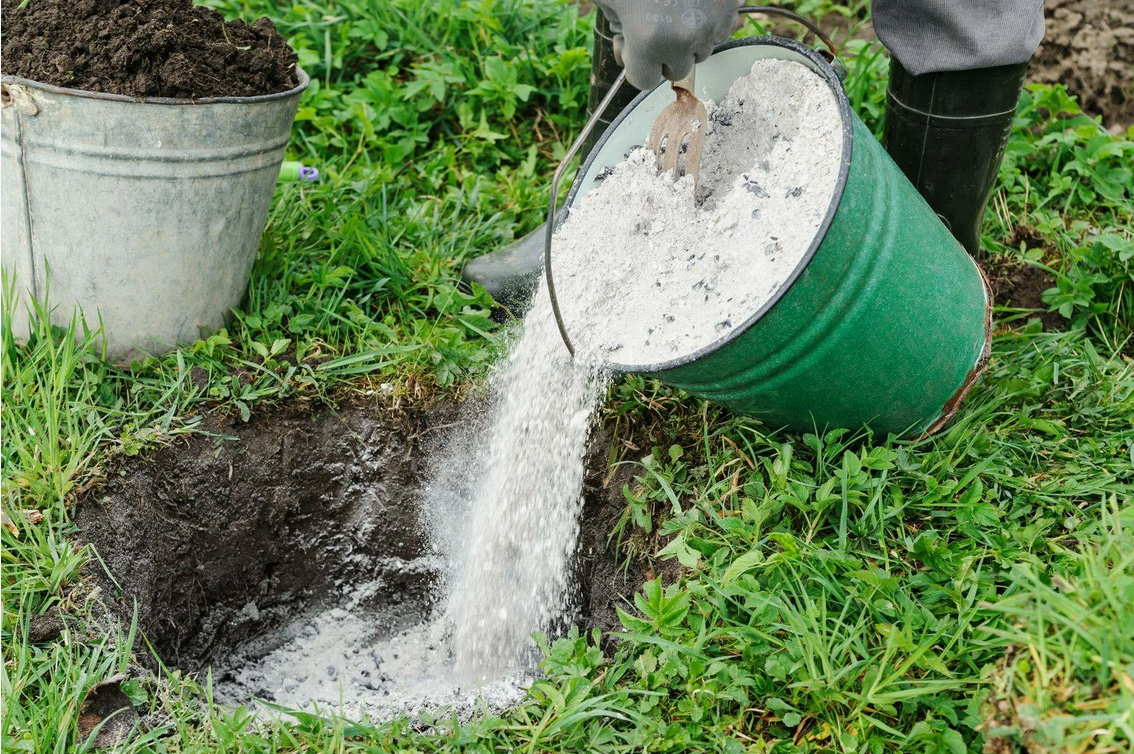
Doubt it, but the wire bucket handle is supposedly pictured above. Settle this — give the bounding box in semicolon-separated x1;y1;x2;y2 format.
544;6;840;357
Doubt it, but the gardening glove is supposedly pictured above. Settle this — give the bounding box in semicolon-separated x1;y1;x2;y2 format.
596;0;741;90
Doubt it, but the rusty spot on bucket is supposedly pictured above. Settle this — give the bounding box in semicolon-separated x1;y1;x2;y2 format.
919;265;995;438
1;84;12;107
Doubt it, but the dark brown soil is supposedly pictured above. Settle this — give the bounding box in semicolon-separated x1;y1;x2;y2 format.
1030;0;1134;131
77;678;140;749
76;401;647;672
978;239;1065;331
27;608;65;643
0;0;298;99
77;403;445;669
576;428;684;642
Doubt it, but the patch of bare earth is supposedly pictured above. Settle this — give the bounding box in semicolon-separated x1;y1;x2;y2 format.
1031;0;1134;132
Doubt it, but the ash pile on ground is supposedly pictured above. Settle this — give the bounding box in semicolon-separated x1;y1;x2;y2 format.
77;403;644;722
210;585;528;721
0;0;298;98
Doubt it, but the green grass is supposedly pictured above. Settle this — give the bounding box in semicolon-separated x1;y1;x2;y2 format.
3;0;1132;751
982;501;1134;751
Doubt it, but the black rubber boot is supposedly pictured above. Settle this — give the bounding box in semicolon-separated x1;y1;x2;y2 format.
883;59;1029;256
461;11;638;308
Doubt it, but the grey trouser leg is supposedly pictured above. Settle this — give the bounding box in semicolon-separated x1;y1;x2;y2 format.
872;0;1045;75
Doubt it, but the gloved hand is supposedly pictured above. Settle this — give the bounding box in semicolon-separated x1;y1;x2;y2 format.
596;0;741;90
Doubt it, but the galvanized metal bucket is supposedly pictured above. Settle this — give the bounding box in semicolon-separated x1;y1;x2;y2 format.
1;70;309;362
550;37;990;437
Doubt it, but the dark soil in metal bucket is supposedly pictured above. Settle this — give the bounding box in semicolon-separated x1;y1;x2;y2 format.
75;402;653;718
0;0;298;98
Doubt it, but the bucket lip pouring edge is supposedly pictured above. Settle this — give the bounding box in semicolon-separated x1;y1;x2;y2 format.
1;67;311;106
561;35;855;376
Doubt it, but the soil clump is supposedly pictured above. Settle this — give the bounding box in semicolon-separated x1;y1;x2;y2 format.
1;0;298;98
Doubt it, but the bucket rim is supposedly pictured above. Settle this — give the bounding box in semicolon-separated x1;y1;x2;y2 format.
561;36;854;376
1;67;310;106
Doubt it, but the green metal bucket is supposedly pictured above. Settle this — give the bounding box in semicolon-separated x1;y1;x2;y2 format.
558;37;991;437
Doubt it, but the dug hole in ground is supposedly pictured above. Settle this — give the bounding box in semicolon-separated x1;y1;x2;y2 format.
80;58;843;721
78;402;644;720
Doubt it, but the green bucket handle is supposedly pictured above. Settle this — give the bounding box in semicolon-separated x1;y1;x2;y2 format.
543;6;841;357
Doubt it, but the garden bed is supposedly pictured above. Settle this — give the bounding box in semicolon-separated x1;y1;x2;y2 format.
1030;0;1134;132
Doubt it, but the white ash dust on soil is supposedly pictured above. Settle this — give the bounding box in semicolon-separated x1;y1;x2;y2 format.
76;402;652;721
